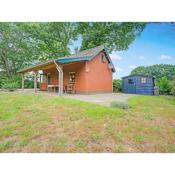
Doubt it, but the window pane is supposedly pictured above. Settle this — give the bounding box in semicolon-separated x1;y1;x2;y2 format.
69;72;75;83
141;77;146;83
128;79;134;84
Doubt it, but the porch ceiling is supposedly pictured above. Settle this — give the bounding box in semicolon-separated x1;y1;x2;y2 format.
18;61;57;73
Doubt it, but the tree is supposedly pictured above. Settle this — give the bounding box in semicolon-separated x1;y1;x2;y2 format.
113;79;122;92
131;64;175;81
0;22;146;88
170;76;175;96
0;22;79;78
0;23;37;77
156;76;172;94
34;22;79;59
78;22;146;52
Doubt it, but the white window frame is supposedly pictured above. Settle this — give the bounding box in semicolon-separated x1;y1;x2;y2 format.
69;72;76;83
141;77;147;84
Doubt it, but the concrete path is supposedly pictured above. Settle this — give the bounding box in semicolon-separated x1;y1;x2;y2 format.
64;93;136;106
17;89;136;106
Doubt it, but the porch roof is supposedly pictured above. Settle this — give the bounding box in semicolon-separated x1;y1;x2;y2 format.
18;45;115;73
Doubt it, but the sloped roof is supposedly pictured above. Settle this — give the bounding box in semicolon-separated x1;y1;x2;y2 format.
122;74;155;79
18;45;115;73
59;45;104;60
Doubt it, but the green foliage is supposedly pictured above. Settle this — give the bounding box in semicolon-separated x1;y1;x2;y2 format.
79;22;146;53
1;76;20;91
135;135;145;142
0;22;146;89
0;140;13;152
0;22;78;79
131;64;175;96
2;81;19;91
170;76;175;96
0;23;38;77
110;101;130;109
24;79;34;88
131;64;175;80
156;76;172;94
113;79;122;92
30;22;79;59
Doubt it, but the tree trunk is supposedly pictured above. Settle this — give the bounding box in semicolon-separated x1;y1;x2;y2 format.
1;50;11;77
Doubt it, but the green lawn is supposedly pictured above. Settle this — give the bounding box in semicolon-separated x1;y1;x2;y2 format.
0;91;175;152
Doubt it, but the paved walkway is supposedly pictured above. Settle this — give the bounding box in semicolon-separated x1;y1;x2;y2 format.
17;89;136;106
64;93;136;106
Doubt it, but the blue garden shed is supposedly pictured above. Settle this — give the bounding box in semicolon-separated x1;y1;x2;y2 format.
122;74;156;95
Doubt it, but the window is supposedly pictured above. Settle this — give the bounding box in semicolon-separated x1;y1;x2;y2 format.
128;79;134;84
141;77;146;83
101;54;105;63
69;72;75;83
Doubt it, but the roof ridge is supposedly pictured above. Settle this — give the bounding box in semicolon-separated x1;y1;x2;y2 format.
47;45;104;61
69;45;104;56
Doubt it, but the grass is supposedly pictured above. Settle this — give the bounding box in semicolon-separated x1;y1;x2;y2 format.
0;91;175;152
110;101;130;109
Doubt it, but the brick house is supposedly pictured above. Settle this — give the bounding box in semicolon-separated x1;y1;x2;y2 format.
18;45;115;95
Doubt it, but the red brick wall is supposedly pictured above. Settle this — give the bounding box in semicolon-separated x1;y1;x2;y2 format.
63;61;87;92
86;52;113;93
40;51;113;93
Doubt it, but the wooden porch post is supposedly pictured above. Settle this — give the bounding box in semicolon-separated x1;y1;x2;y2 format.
54;61;63;96
34;71;38;93
22;73;24;90
59;70;63;96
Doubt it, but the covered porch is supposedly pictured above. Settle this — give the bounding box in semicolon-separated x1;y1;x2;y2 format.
19;60;87;96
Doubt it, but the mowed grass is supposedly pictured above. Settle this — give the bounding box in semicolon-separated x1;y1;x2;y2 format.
0;91;175;153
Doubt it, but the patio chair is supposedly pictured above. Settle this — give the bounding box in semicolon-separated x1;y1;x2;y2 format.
66;84;76;94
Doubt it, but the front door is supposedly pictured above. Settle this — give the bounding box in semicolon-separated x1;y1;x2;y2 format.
127;78;136;94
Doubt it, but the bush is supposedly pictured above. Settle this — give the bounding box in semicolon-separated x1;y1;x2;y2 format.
2;81;19;91
170;76;175;96
110;101;130;109
156;76;172;95
1;76;20;91
113;79;122;92
171;86;175;96
24;79;34;88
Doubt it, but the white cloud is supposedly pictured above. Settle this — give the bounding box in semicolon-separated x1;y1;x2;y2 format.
114;54;123;60
139;55;146;60
129;65;137;70
160;54;172;60
110;52;123;61
114;66;122;72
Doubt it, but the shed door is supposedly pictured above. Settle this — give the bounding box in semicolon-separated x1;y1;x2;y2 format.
127;78;136;94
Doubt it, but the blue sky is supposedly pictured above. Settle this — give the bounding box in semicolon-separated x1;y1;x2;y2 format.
70;23;175;79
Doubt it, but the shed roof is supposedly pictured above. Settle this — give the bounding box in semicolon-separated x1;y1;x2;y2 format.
18;45;115;73
122;74;155;79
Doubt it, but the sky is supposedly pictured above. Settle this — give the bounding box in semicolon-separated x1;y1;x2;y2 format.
70;23;175;79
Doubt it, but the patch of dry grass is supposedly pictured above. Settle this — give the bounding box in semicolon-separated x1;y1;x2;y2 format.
0;92;175;152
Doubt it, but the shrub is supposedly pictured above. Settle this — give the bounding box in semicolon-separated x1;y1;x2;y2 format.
156;76;172;95
2;81;19;91
1;76;20;91
171;86;175;96
113;79;122;92
110;101;130;109
170;76;175;96
24;79;34;88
